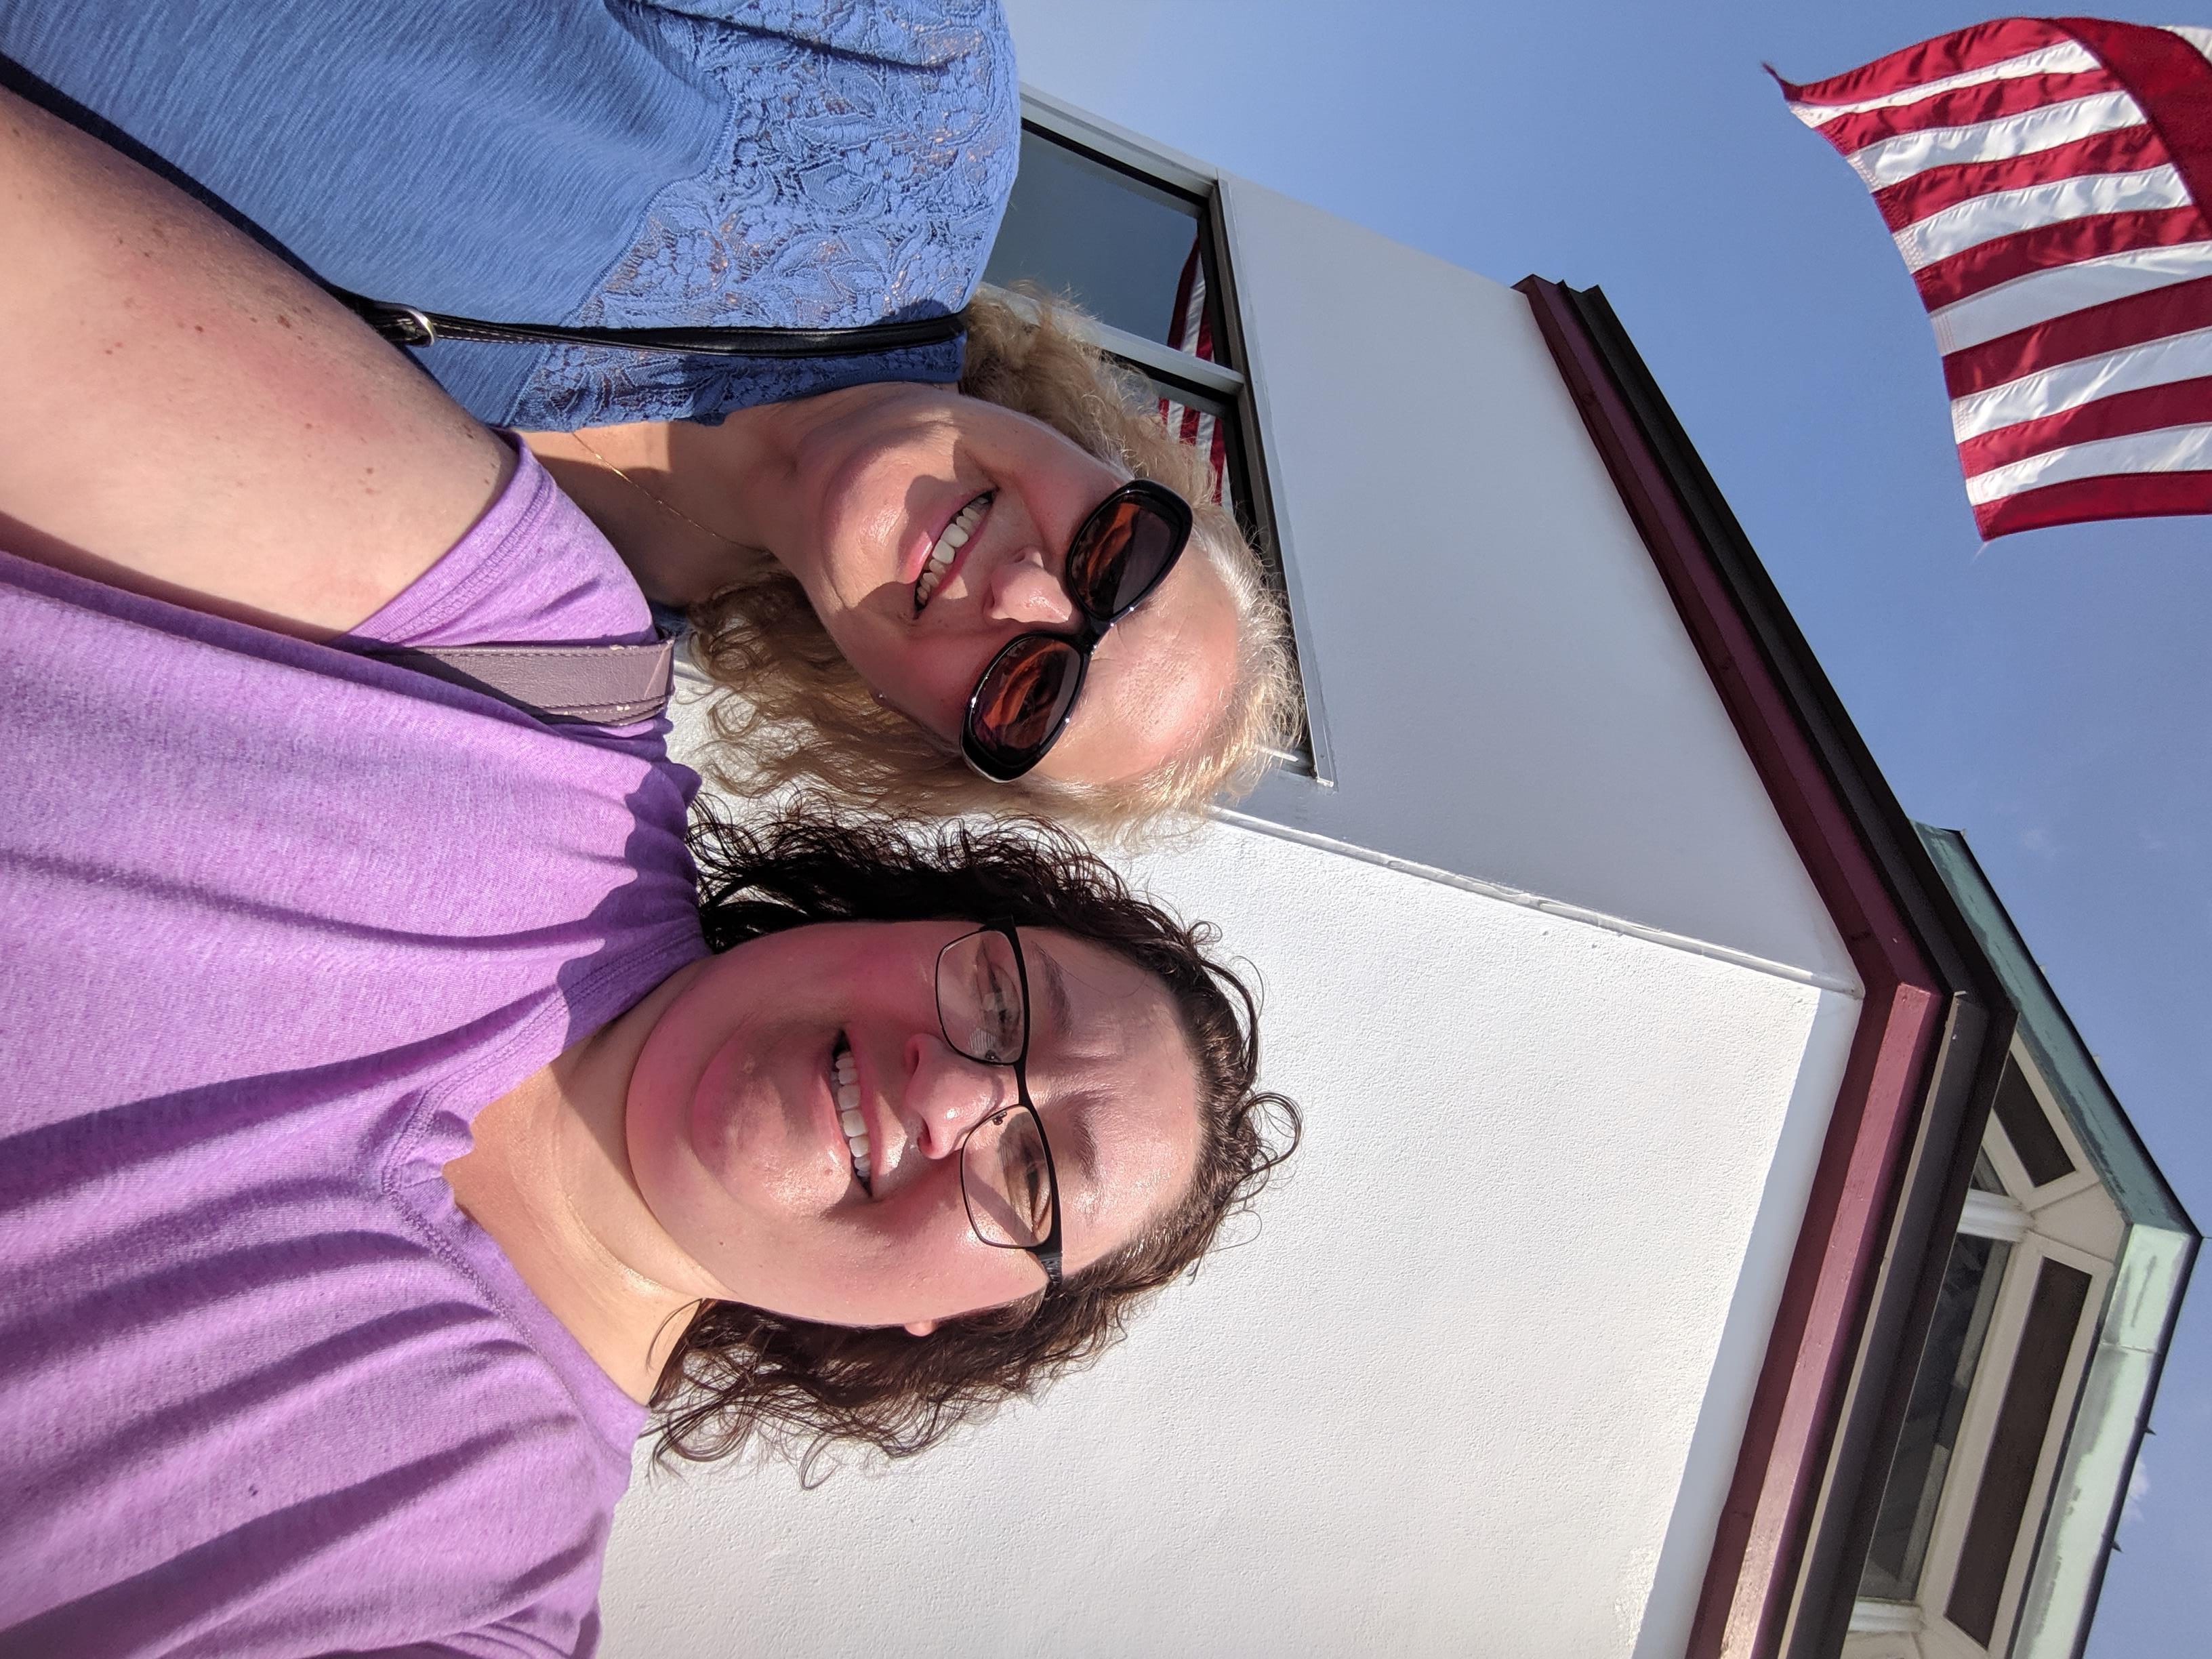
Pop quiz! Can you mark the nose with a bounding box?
[902,1035,1016,1158]
[983,549,1076,628]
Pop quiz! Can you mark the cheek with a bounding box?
[626,1092,823,1298]
[623,1044,776,1248]
[912,636,993,725]
[827,617,989,743]
[620,1080,714,1246]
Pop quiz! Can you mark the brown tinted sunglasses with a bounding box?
[961,479,1195,782]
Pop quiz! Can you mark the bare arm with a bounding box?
[0,85,511,636]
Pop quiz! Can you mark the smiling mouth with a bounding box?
[914,491,992,613]
[832,1034,870,1190]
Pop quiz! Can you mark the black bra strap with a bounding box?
[340,293,965,360]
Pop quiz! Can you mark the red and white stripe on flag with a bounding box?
[1780,18,2212,537]
[1161,237,1235,515]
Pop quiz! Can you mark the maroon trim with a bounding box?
[2057,18,2212,219]
[1517,278,1952,1657]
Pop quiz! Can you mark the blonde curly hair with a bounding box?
[687,290,1298,838]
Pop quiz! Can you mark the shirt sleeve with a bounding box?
[342,443,655,653]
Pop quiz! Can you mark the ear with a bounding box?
[903,1319,937,1338]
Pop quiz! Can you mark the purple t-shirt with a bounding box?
[0,448,708,1656]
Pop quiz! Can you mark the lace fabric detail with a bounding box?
[511,0,1019,428]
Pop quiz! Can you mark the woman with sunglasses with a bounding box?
[0,0,1298,834]
[0,88,1297,1654]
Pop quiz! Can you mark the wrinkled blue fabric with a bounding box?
[0,0,1018,428]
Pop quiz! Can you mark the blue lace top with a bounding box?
[0,0,1018,428]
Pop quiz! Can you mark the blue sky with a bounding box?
[1003,2,2209,1647]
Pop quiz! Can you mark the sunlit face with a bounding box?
[621,920,1204,1330]
[781,386,1242,787]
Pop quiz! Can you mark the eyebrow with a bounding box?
[1026,941,1100,1187]
[1057,1094,1101,1188]
[1031,937,1076,1040]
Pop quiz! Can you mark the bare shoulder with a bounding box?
[0,87,511,636]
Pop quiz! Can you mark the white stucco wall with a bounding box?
[1222,175,1853,989]
[602,829,1858,1658]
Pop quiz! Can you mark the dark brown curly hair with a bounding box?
[650,808,1300,1472]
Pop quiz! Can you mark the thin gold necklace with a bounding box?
[565,427,745,549]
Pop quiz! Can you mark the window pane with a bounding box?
[984,129,1217,352]
[1859,1233,2013,1601]
[1134,368,1257,562]
[1150,377,1240,525]
[1992,1059,2076,1187]
[1970,1149,2005,1193]
[1128,367,1310,766]
[1946,1258,2093,1644]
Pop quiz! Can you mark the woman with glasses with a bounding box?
[0,0,1298,835]
[0,89,1297,1654]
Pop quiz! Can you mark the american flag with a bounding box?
[1162,238,1234,513]
[1780,18,2212,538]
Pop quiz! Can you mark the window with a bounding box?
[984,131,1214,350]
[981,98,1314,772]
[1847,1047,2114,1657]
[1990,1057,2076,1188]
[1860,1232,2012,1602]
[1944,1258,2093,1644]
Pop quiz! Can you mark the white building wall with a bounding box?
[1224,173,1855,989]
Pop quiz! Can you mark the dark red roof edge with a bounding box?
[1515,277,2016,1658]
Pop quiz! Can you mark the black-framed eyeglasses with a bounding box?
[960,478,1195,783]
[934,924,1063,1290]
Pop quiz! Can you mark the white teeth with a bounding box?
[915,494,991,609]
[832,1041,871,1185]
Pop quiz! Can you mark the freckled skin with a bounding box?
[0,84,513,641]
